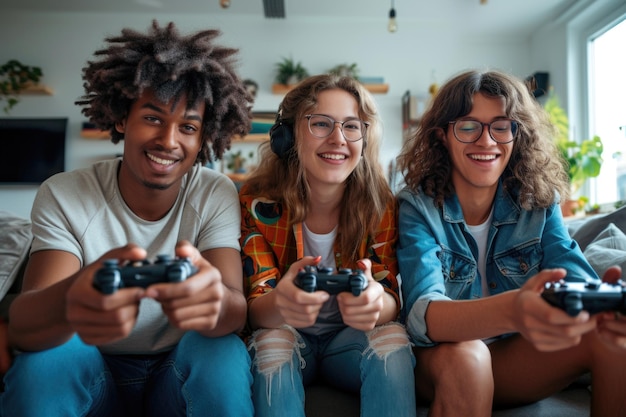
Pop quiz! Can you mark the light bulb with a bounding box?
[388,8,397,32]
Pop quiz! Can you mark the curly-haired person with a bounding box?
[1,21,254,417]
[397,69,626,416]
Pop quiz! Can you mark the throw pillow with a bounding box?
[0,211,31,301]
[582,223,626,276]
[571,205,626,251]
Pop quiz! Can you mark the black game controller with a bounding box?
[541,280,626,317]
[293,265,368,296]
[93,255,198,294]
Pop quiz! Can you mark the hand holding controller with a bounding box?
[293,265,368,296]
[541,279,626,317]
[93,254,198,294]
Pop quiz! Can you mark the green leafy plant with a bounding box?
[327,63,359,80]
[226,150,254,173]
[274,56,309,85]
[544,91,603,194]
[0,59,43,114]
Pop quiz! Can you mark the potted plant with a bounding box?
[544,91,603,215]
[226,150,255,173]
[274,56,309,86]
[327,63,359,80]
[0,59,44,114]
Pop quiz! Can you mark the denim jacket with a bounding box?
[397,183,598,346]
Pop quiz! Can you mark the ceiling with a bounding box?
[1,0,581,37]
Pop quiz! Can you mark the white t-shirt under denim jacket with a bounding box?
[30,158,241,354]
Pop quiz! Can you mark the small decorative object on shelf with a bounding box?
[328,63,359,80]
[274,56,309,86]
[226,150,255,174]
[0,59,47,114]
[243,79,258,101]
[80,122,110,139]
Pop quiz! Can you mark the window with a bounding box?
[588,17,626,206]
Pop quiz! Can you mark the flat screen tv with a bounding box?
[0,117,67,184]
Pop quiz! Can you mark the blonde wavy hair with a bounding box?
[397,69,569,209]
[244,74,393,264]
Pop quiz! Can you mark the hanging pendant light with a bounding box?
[388,0,397,33]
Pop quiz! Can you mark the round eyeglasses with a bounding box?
[448,119,519,144]
[305,114,369,142]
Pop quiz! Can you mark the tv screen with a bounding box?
[0,117,67,184]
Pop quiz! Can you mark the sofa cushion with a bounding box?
[582,223,626,276]
[0,211,31,302]
[569,205,626,251]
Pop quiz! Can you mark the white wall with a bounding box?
[0,10,545,218]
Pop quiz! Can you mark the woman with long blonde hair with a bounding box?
[240,74,416,417]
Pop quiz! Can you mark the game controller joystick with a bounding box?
[93,254,198,294]
[293,265,368,296]
[541,279,626,317]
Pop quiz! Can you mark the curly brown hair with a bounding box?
[243,74,394,264]
[397,69,569,209]
[75,20,252,164]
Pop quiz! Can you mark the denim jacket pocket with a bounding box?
[438,247,477,300]
[493,240,542,288]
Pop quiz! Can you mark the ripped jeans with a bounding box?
[248,323,416,417]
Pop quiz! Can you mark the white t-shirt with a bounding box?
[302,222,337,270]
[466,214,492,298]
[30,158,241,354]
[301,223,343,335]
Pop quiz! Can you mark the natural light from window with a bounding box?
[589,17,626,207]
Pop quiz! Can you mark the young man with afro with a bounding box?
[0,21,254,416]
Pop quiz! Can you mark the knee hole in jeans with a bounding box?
[249,327,304,375]
[366,322,413,359]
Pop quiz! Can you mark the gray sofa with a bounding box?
[2,206,626,416]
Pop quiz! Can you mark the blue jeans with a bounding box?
[0,332,253,417]
[248,323,416,417]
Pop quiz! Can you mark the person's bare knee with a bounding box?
[444,340,492,381]
[366,323,412,360]
[249,327,303,375]
[414,340,493,416]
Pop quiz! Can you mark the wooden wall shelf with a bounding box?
[21,84,54,95]
[272,83,389,95]
[233,133,269,142]
[80,129,110,139]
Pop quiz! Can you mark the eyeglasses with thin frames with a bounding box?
[305,114,369,142]
[448,119,519,144]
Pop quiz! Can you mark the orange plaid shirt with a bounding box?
[239,187,401,314]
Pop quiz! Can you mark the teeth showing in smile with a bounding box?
[470,154,497,161]
[319,153,346,160]
[147,153,176,166]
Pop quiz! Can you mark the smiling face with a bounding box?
[116,89,205,193]
[442,92,513,198]
[298,89,364,192]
